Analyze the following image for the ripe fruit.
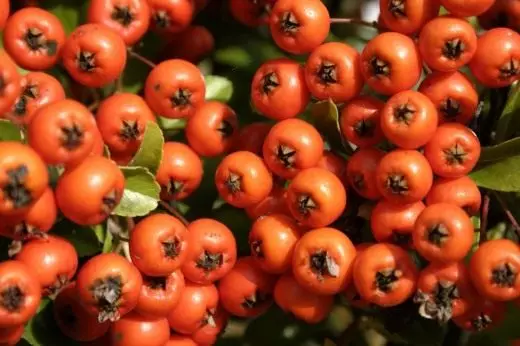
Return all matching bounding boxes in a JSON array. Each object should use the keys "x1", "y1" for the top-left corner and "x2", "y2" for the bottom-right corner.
[
  {"x1": 185, "y1": 101, "x2": 239, "y2": 157},
  {"x1": 53, "y1": 283, "x2": 110, "y2": 342},
  {"x1": 292, "y1": 228, "x2": 357, "y2": 295},
  {"x1": 380, "y1": 90, "x2": 438, "y2": 149},
  {"x1": 135, "y1": 270, "x2": 185, "y2": 318},
  {"x1": 5, "y1": 72, "x2": 66, "y2": 126},
  {"x1": 162, "y1": 25, "x2": 215, "y2": 63},
  {"x1": 166, "y1": 335, "x2": 197, "y2": 346},
  {"x1": 234, "y1": 122, "x2": 272, "y2": 156},
  {"x1": 87, "y1": 0, "x2": 151, "y2": 46},
  {"x1": 453, "y1": 300, "x2": 506, "y2": 332},
  {"x1": 379, "y1": 0, "x2": 440, "y2": 35},
  {"x1": 0, "y1": 0, "x2": 8, "y2": 31},
  {"x1": 418, "y1": 16, "x2": 477, "y2": 72},
  {"x1": 215, "y1": 151, "x2": 273, "y2": 208},
  {"x1": 15, "y1": 236, "x2": 78, "y2": 296},
  {"x1": 346, "y1": 148, "x2": 385, "y2": 200},
  {"x1": 108, "y1": 312, "x2": 170, "y2": 346},
  {"x1": 353, "y1": 243, "x2": 418, "y2": 307},
  {"x1": 56, "y1": 156, "x2": 125, "y2": 226},
  {"x1": 287, "y1": 167, "x2": 347, "y2": 228},
  {"x1": 181, "y1": 218, "x2": 237, "y2": 284},
  {"x1": 190, "y1": 307, "x2": 228, "y2": 345},
  {"x1": 361, "y1": 32, "x2": 422, "y2": 95},
  {"x1": 0, "y1": 50, "x2": 21, "y2": 115},
  {"x1": 317, "y1": 151, "x2": 346, "y2": 179},
  {"x1": 424, "y1": 123, "x2": 481, "y2": 178},
  {"x1": 0, "y1": 260, "x2": 41, "y2": 327},
  {"x1": 0, "y1": 324, "x2": 24, "y2": 345},
  {"x1": 413, "y1": 203, "x2": 474, "y2": 263},
  {"x1": 76, "y1": 253, "x2": 143, "y2": 322},
  {"x1": 144, "y1": 59, "x2": 205, "y2": 119},
  {"x1": 229, "y1": 0, "x2": 271, "y2": 27},
  {"x1": 245, "y1": 184, "x2": 291, "y2": 220},
  {"x1": 269, "y1": 0, "x2": 330, "y2": 54},
  {"x1": 469, "y1": 28, "x2": 520, "y2": 88},
  {"x1": 219, "y1": 257, "x2": 277, "y2": 317},
  {"x1": 251, "y1": 58, "x2": 310, "y2": 120},
  {"x1": 28, "y1": 99, "x2": 98, "y2": 166},
  {"x1": 3, "y1": 7, "x2": 66, "y2": 70},
  {"x1": 418, "y1": 71, "x2": 479, "y2": 125},
  {"x1": 95, "y1": 93, "x2": 157, "y2": 157},
  {"x1": 469, "y1": 239, "x2": 520, "y2": 301},
  {"x1": 274, "y1": 273, "x2": 334, "y2": 324},
  {"x1": 148, "y1": 0, "x2": 195, "y2": 34},
  {"x1": 426, "y1": 176, "x2": 482, "y2": 215},
  {"x1": 370, "y1": 200, "x2": 425, "y2": 246},
  {"x1": 0, "y1": 142, "x2": 48, "y2": 216},
  {"x1": 129, "y1": 213, "x2": 189, "y2": 277},
  {"x1": 375, "y1": 149, "x2": 433, "y2": 204},
  {"x1": 440, "y1": 0, "x2": 495, "y2": 17},
  {"x1": 344, "y1": 243, "x2": 372, "y2": 309},
  {"x1": 262, "y1": 118, "x2": 324, "y2": 179},
  {"x1": 62, "y1": 23, "x2": 127, "y2": 87},
  {"x1": 339, "y1": 95, "x2": 385, "y2": 148},
  {"x1": 304, "y1": 42, "x2": 363, "y2": 103},
  {"x1": 249, "y1": 214, "x2": 302, "y2": 274}
]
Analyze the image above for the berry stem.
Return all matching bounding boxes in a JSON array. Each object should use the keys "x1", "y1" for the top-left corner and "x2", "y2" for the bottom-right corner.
[
  {"x1": 479, "y1": 193, "x2": 490, "y2": 244},
  {"x1": 87, "y1": 102, "x2": 99, "y2": 112},
  {"x1": 494, "y1": 192, "x2": 520, "y2": 236},
  {"x1": 329, "y1": 18, "x2": 378, "y2": 29},
  {"x1": 127, "y1": 48, "x2": 156, "y2": 69},
  {"x1": 159, "y1": 200, "x2": 189, "y2": 226}
]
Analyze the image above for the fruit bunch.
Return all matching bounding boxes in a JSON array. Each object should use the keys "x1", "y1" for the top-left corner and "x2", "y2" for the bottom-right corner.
[{"x1": 0, "y1": 0, "x2": 519, "y2": 345}]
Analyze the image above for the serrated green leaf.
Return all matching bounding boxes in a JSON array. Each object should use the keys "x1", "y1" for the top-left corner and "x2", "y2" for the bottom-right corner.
[
  {"x1": 309, "y1": 99, "x2": 350, "y2": 154},
  {"x1": 51, "y1": 219, "x2": 103, "y2": 257},
  {"x1": 128, "y1": 121, "x2": 164, "y2": 175},
  {"x1": 205, "y1": 75, "x2": 234, "y2": 102},
  {"x1": 112, "y1": 167, "x2": 160, "y2": 217},
  {"x1": 480, "y1": 137, "x2": 520, "y2": 163},
  {"x1": 494, "y1": 83, "x2": 520, "y2": 143},
  {"x1": 0, "y1": 120, "x2": 22, "y2": 141},
  {"x1": 470, "y1": 156, "x2": 520, "y2": 192}
]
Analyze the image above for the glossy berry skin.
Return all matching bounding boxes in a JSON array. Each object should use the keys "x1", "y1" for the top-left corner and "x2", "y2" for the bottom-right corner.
[
  {"x1": 96, "y1": 93, "x2": 157, "y2": 157},
  {"x1": 0, "y1": 142, "x2": 48, "y2": 216},
  {"x1": 453, "y1": 299, "x2": 506, "y2": 332},
  {"x1": 413, "y1": 203, "x2": 474, "y2": 263},
  {"x1": 134, "y1": 270, "x2": 185, "y2": 318},
  {"x1": 318, "y1": 151, "x2": 346, "y2": 180},
  {"x1": 245, "y1": 184, "x2": 291, "y2": 220},
  {"x1": 418, "y1": 71, "x2": 479, "y2": 125},
  {"x1": 304, "y1": 42, "x2": 363, "y2": 103},
  {"x1": 87, "y1": 0, "x2": 151, "y2": 46},
  {"x1": 62, "y1": 24, "x2": 127, "y2": 88},
  {"x1": 188, "y1": 305, "x2": 228, "y2": 346},
  {"x1": 469, "y1": 239, "x2": 520, "y2": 301},
  {"x1": 469, "y1": 28, "x2": 520, "y2": 88},
  {"x1": 108, "y1": 312, "x2": 170, "y2": 346},
  {"x1": 229, "y1": 0, "x2": 270, "y2": 27},
  {"x1": 380, "y1": 90, "x2": 438, "y2": 150},
  {"x1": 353, "y1": 243, "x2": 418, "y2": 307},
  {"x1": 0, "y1": 260, "x2": 41, "y2": 327},
  {"x1": 251, "y1": 58, "x2": 310, "y2": 121},
  {"x1": 375, "y1": 149, "x2": 433, "y2": 205},
  {"x1": 379, "y1": 0, "x2": 439, "y2": 35},
  {"x1": 361, "y1": 32, "x2": 422, "y2": 95},
  {"x1": 418, "y1": 16, "x2": 477, "y2": 72},
  {"x1": 56, "y1": 156, "x2": 125, "y2": 226},
  {"x1": 346, "y1": 148, "x2": 385, "y2": 200},
  {"x1": 129, "y1": 213, "x2": 189, "y2": 277},
  {"x1": 440, "y1": 0, "x2": 495, "y2": 17},
  {"x1": 426, "y1": 176, "x2": 481, "y2": 216},
  {"x1": 292, "y1": 228, "x2": 357, "y2": 295},
  {"x1": 185, "y1": 101, "x2": 239, "y2": 157},
  {"x1": 274, "y1": 273, "x2": 334, "y2": 324},
  {"x1": 3, "y1": 7, "x2": 66, "y2": 70},
  {"x1": 144, "y1": 59, "x2": 205, "y2": 119},
  {"x1": 269, "y1": 0, "x2": 330, "y2": 55},
  {"x1": 148, "y1": 0, "x2": 195, "y2": 34},
  {"x1": 163, "y1": 25, "x2": 214, "y2": 63},
  {"x1": 215, "y1": 151, "x2": 273, "y2": 208},
  {"x1": 262, "y1": 118, "x2": 323, "y2": 179},
  {"x1": 234, "y1": 122, "x2": 272, "y2": 156},
  {"x1": 165, "y1": 335, "x2": 197, "y2": 346},
  {"x1": 218, "y1": 257, "x2": 277, "y2": 318},
  {"x1": 287, "y1": 168, "x2": 347, "y2": 228},
  {"x1": 339, "y1": 96, "x2": 385, "y2": 148},
  {"x1": 0, "y1": 50, "x2": 22, "y2": 115},
  {"x1": 156, "y1": 142, "x2": 203, "y2": 201},
  {"x1": 0, "y1": 0, "x2": 8, "y2": 31}
]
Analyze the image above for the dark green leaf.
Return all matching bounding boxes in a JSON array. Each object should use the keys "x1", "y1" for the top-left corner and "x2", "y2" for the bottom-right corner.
[
  {"x1": 129, "y1": 121, "x2": 164, "y2": 175},
  {"x1": 0, "y1": 120, "x2": 22, "y2": 141},
  {"x1": 205, "y1": 75, "x2": 234, "y2": 102},
  {"x1": 309, "y1": 100, "x2": 350, "y2": 154},
  {"x1": 112, "y1": 167, "x2": 160, "y2": 217},
  {"x1": 495, "y1": 83, "x2": 520, "y2": 143},
  {"x1": 480, "y1": 137, "x2": 520, "y2": 163},
  {"x1": 470, "y1": 156, "x2": 520, "y2": 191},
  {"x1": 51, "y1": 219, "x2": 103, "y2": 257}
]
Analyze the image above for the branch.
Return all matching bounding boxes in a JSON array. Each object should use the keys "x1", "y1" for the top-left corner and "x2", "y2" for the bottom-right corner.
[
  {"x1": 127, "y1": 48, "x2": 156, "y2": 69},
  {"x1": 494, "y1": 192, "x2": 520, "y2": 236},
  {"x1": 480, "y1": 194, "x2": 490, "y2": 244},
  {"x1": 159, "y1": 200, "x2": 189, "y2": 226},
  {"x1": 330, "y1": 18, "x2": 378, "y2": 29}
]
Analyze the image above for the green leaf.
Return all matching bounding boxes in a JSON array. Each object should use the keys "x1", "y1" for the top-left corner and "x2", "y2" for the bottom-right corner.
[
  {"x1": 158, "y1": 117, "x2": 186, "y2": 131},
  {"x1": 480, "y1": 137, "x2": 520, "y2": 163},
  {"x1": 470, "y1": 156, "x2": 520, "y2": 192},
  {"x1": 128, "y1": 121, "x2": 164, "y2": 175},
  {"x1": 205, "y1": 75, "x2": 234, "y2": 102},
  {"x1": 495, "y1": 83, "x2": 520, "y2": 143},
  {"x1": 51, "y1": 219, "x2": 103, "y2": 257},
  {"x1": 112, "y1": 167, "x2": 161, "y2": 217},
  {"x1": 0, "y1": 120, "x2": 22, "y2": 141},
  {"x1": 309, "y1": 100, "x2": 350, "y2": 154}
]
